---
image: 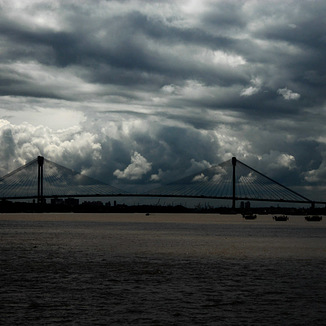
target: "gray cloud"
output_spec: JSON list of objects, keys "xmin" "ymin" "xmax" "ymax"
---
[{"xmin": 0, "ymin": 0, "xmax": 326, "ymax": 202}]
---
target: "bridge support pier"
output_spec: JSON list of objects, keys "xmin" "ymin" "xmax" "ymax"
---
[
  {"xmin": 37, "ymin": 156, "xmax": 44, "ymax": 204},
  {"xmin": 232, "ymin": 157, "xmax": 236, "ymax": 209}
]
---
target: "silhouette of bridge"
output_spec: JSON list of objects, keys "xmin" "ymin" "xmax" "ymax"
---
[{"xmin": 0, "ymin": 156, "xmax": 324, "ymax": 208}]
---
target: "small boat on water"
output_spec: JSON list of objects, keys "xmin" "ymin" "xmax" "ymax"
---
[
  {"xmin": 242, "ymin": 213, "xmax": 257, "ymax": 220},
  {"xmin": 305, "ymin": 215, "xmax": 322, "ymax": 222},
  {"xmin": 273, "ymin": 215, "xmax": 289, "ymax": 221}
]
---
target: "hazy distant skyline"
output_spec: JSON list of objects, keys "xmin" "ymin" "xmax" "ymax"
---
[{"xmin": 0, "ymin": 0, "xmax": 325, "ymax": 200}]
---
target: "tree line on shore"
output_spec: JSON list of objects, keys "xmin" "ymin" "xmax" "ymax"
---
[{"xmin": 0, "ymin": 198, "xmax": 325, "ymax": 215}]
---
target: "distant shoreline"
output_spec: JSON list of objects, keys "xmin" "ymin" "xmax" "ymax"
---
[
  {"xmin": 0, "ymin": 212, "xmax": 324, "ymax": 225},
  {"xmin": 0, "ymin": 212, "xmax": 238, "ymax": 223},
  {"xmin": 1, "ymin": 200, "xmax": 325, "ymax": 216}
]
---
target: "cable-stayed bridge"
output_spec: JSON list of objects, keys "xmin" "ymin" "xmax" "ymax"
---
[
  {"xmin": 0, "ymin": 156, "xmax": 128, "ymax": 200},
  {"xmin": 0, "ymin": 156, "xmax": 323, "ymax": 208}
]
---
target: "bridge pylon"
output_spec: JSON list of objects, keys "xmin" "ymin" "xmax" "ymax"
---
[
  {"xmin": 232, "ymin": 157, "xmax": 237, "ymax": 209},
  {"xmin": 37, "ymin": 156, "xmax": 44, "ymax": 204}
]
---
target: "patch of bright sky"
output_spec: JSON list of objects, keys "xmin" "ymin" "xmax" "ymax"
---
[
  {"xmin": 179, "ymin": 0, "xmax": 208, "ymax": 16},
  {"xmin": 2, "ymin": 0, "xmax": 63, "ymax": 31},
  {"xmin": 2, "ymin": 108, "xmax": 86, "ymax": 131}
]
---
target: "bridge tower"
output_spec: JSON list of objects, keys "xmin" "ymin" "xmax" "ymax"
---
[
  {"xmin": 232, "ymin": 156, "xmax": 236, "ymax": 209},
  {"xmin": 37, "ymin": 156, "xmax": 44, "ymax": 204}
]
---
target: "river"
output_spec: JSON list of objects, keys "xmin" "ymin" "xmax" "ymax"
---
[{"xmin": 1, "ymin": 213, "xmax": 325, "ymax": 325}]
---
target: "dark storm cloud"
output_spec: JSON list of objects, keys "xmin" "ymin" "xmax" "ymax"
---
[
  {"xmin": 0, "ymin": 1, "xmax": 246, "ymax": 94},
  {"xmin": 0, "ymin": 0, "xmax": 326, "ymax": 201}
]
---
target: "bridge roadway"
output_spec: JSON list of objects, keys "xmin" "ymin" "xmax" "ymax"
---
[{"xmin": 2, "ymin": 193, "xmax": 326, "ymax": 206}]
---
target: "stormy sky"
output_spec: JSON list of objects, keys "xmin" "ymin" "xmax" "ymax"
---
[{"xmin": 0, "ymin": 0, "xmax": 325, "ymax": 201}]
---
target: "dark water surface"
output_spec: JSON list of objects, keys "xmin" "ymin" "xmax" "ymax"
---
[{"xmin": 1, "ymin": 214, "xmax": 326, "ymax": 325}]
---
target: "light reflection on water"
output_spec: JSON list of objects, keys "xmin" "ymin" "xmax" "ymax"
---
[{"xmin": 1, "ymin": 213, "xmax": 326, "ymax": 325}]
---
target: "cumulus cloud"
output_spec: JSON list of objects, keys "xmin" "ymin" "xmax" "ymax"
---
[
  {"xmin": 277, "ymin": 88, "xmax": 301, "ymax": 100},
  {"xmin": 276, "ymin": 153, "xmax": 296, "ymax": 169},
  {"xmin": 113, "ymin": 151, "xmax": 152, "ymax": 180},
  {"xmin": 192, "ymin": 173, "xmax": 208, "ymax": 182},
  {"xmin": 0, "ymin": 119, "xmax": 102, "ymax": 177}
]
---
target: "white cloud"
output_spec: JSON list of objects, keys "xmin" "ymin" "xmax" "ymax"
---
[
  {"xmin": 0, "ymin": 119, "xmax": 102, "ymax": 176},
  {"xmin": 255, "ymin": 151, "xmax": 297, "ymax": 175},
  {"xmin": 114, "ymin": 151, "xmax": 152, "ymax": 180},
  {"xmin": 241, "ymin": 77, "xmax": 262, "ymax": 97},
  {"xmin": 212, "ymin": 50, "xmax": 246, "ymax": 67},
  {"xmin": 241, "ymin": 86, "xmax": 259, "ymax": 97},
  {"xmin": 276, "ymin": 153, "xmax": 296, "ymax": 169},
  {"xmin": 192, "ymin": 173, "xmax": 208, "ymax": 182},
  {"xmin": 277, "ymin": 88, "xmax": 301, "ymax": 100},
  {"xmin": 195, "ymin": 50, "xmax": 246, "ymax": 68}
]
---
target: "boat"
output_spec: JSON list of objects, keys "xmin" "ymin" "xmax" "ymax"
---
[
  {"xmin": 273, "ymin": 215, "xmax": 289, "ymax": 221},
  {"xmin": 242, "ymin": 213, "xmax": 257, "ymax": 220},
  {"xmin": 305, "ymin": 215, "xmax": 322, "ymax": 222}
]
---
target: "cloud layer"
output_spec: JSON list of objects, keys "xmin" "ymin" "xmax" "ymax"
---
[{"xmin": 0, "ymin": 0, "xmax": 326, "ymax": 201}]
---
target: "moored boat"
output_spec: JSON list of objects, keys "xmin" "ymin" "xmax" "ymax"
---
[
  {"xmin": 273, "ymin": 215, "xmax": 289, "ymax": 221},
  {"xmin": 305, "ymin": 215, "xmax": 322, "ymax": 221},
  {"xmin": 242, "ymin": 213, "xmax": 257, "ymax": 220}
]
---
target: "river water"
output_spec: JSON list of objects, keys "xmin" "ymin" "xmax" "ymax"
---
[{"xmin": 1, "ymin": 213, "xmax": 326, "ymax": 325}]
